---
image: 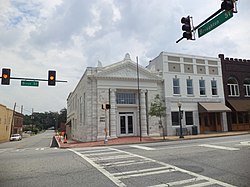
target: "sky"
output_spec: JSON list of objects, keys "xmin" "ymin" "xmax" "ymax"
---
[{"xmin": 0, "ymin": 0, "xmax": 250, "ymax": 115}]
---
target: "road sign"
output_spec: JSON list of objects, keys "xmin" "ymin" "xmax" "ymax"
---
[
  {"xmin": 21, "ymin": 80, "xmax": 39, "ymax": 87},
  {"xmin": 198, "ymin": 10, "xmax": 233, "ymax": 38}
]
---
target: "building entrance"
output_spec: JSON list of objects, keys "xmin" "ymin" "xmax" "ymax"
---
[{"xmin": 119, "ymin": 112, "xmax": 134, "ymax": 136}]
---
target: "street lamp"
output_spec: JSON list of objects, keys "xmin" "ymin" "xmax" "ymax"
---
[{"xmin": 177, "ymin": 102, "xmax": 184, "ymax": 138}]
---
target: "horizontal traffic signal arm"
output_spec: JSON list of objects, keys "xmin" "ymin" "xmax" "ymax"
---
[
  {"xmin": 176, "ymin": 0, "xmax": 236, "ymax": 43},
  {"xmin": 1, "ymin": 68, "xmax": 67, "ymax": 86}
]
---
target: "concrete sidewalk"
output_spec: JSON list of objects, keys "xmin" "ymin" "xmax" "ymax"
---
[{"xmin": 56, "ymin": 131, "xmax": 250, "ymax": 149}]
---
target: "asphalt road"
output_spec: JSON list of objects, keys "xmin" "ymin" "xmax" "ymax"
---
[{"xmin": 0, "ymin": 131, "xmax": 249, "ymax": 187}]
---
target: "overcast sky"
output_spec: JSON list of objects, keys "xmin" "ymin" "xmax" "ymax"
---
[{"xmin": 1, "ymin": 0, "xmax": 250, "ymax": 115}]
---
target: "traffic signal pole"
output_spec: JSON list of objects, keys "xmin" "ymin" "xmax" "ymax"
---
[{"xmin": 176, "ymin": 0, "xmax": 236, "ymax": 43}]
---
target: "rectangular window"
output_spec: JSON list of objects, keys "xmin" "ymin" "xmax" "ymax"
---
[
  {"xmin": 228, "ymin": 84, "xmax": 239, "ymax": 96},
  {"xmin": 185, "ymin": 112, "xmax": 193, "ymax": 125},
  {"xmin": 211, "ymin": 80, "xmax": 218, "ymax": 95},
  {"xmin": 171, "ymin": 112, "xmax": 179, "ymax": 126},
  {"xmin": 244, "ymin": 84, "xmax": 250, "ymax": 96},
  {"xmin": 173, "ymin": 78, "xmax": 180, "ymax": 95},
  {"xmin": 186, "ymin": 79, "xmax": 193, "ymax": 95},
  {"xmin": 116, "ymin": 93, "xmax": 136, "ymax": 104},
  {"xmin": 199, "ymin": 80, "xmax": 206, "ymax": 95}
]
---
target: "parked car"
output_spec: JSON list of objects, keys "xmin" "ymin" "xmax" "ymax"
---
[{"xmin": 10, "ymin": 134, "xmax": 22, "ymax": 141}]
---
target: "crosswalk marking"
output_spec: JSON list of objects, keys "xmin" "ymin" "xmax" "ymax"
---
[
  {"xmin": 148, "ymin": 177, "xmax": 204, "ymax": 187},
  {"xmin": 91, "ymin": 154, "xmax": 134, "ymax": 161},
  {"xmin": 112, "ymin": 166, "xmax": 173, "ymax": 176},
  {"xmin": 199, "ymin": 144, "xmax": 240, "ymax": 151},
  {"xmin": 130, "ymin": 145, "xmax": 155, "ymax": 150},
  {"xmin": 240, "ymin": 141, "xmax": 250, "ymax": 146},
  {"xmin": 69, "ymin": 147, "xmax": 236, "ymax": 187}
]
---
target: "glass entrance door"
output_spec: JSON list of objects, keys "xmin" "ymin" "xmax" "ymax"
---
[{"xmin": 119, "ymin": 112, "xmax": 134, "ymax": 136}]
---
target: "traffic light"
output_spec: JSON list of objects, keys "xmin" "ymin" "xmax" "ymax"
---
[
  {"xmin": 1, "ymin": 68, "xmax": 11, "ymax": 85},
  {"xmin": 48, "ymin": 70, "xmax": 56, "ymax": 86},
  {"xmin": 102, "ymin": 104, "xmax": 110, "ymax": 110},
  {"xmin": 181, "ymin": 16, "xmax": 192, "ymax": 40},
  {"xmin": 221, "ymin": 0, "xmax": 234, "ymax": 11},
  {"xmin": 106, "ymin": 104, "xmax": 110, "ymax": 109}
]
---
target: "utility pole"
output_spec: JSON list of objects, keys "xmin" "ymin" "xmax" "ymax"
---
[
  {"xmin": 137, "ymin": 56, "xmax": 142, "ymax": 142},
  {"xmin": 31, "ymin": 108, "xmax": 34, "ymax": 132},
  {"xmin": 10, "ymin": 102, "xmax": 16, "ymax": 137}
]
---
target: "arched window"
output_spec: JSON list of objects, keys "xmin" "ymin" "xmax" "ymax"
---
[
  {"xmin": 227, "ymin": 77, "xmax": 239, "ymax": 96},
  {"xmin": 244, "ymin": 78, "xmax": 250, "ymax": 96}
]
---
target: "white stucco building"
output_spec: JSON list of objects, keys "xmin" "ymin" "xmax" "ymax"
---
[
  {"xmin": 67, "ymin": 53, "xmax": 163, "ymax": 142},
  {"xmin": 147, "ymin": 52, "xmax": 230, "ymax": 136}
]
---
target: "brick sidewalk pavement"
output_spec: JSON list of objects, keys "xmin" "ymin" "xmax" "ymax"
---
[{"xmin": 55, "ymin": 131, "xmax": 250, "ymax": 149}]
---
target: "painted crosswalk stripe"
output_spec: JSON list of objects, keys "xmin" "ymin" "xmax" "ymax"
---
[
  {"xmin": 112, "ymin": 166, "xmax": 173, "ymax": 176},
  {"xmin": 199, "ymin": 144, "xmax": 240, "ymax": 151},
  {"xmin": 116, "ymin": 168, "xmax": 175, "ymax": 179},
  {"xmin": 101, "ymin": 159, "xmax": 152, "ymax": 167},
  {"xmin": 91, "ymin": 154, "xmax": 134, "ymax": 161},
  {"xmin": 69, "ymin": 147, "xmax": 236, "ymax": 187},
  {"xmin": 148, "ymin": 177, "xmax": 204, "ymax": 187},
  {"xmin": 68, "ymin": 148, "xmax": 126, "ymax": 187},
  {"xmin": 240, "ymin": 141, "xmax": 250, "ymax": 146},
  {"xmin": 130, "ymin": 145, "xmax": 155, "ymax": 150}
]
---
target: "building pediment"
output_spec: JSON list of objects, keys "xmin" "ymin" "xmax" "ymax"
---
[{"xmin": 96, "ymin": 54, "xmax": 161, "ymax": 81}]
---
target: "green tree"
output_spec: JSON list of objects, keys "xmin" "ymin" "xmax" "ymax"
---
[{"xmin": 148, "ymin": 94, "xmax": 166, "ymax": 139}]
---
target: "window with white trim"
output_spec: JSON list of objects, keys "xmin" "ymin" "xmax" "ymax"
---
[
  {"xmin": 244, "ymin": 78, "xmax": 250, "ymax": 97},
  {"xmin": 199, "ymin": 79, "xmax": 206, "ymax": 96},
  {"xmin": 227, "ymin": 77, "xmax": 239, "ymax": 97},
  {"xmin": 211, "ymin": 80, "xmax": 218, "ymax": 96},
  {"xmin": 186, "ymin": 79, "xmax": 193, "ymax": 95},
  {"xmin": 116, "ymin": 93, "xmax": 136, "ymax": 104},
  {"xmin": 171, "ymin": 112, "xmax": 179, "ymax": 126},
  {"xmin": 185, "ymin": 111, "xmax": 193, "ymax": 125},
  {"xmin": 173, "ymin": 78, "xmax": 180, "ymax": 95}
]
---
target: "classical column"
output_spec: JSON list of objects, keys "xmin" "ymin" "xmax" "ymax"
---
[
  {"xmin": 110, "ymin": 89, "xmax": 117, "ymax": 138},
  {"xmin": 140, "ymin": 90, "xmax": 148, "ymax": 136}
]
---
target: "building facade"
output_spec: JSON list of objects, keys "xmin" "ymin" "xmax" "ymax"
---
[
  {"xmin": 147, "ymin": 52, "xmax": 230, "ymax": 136},
  {"xmin": 13, "ymin": 111, "xmax": 24, "ymax": 135},
  {"xmin": 67, "ymin": 54, "xmax": 163, "ymax": 142},
  {"xmin": 0, "ymin": 104, "xmax": 13, "ymax": 142},
  {"xmin": 219, "ymin": 54, "xmax": 250, "ymax": 131}
]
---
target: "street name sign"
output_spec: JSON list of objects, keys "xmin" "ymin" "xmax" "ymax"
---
[
  {"xmin": 21, "ymin": 80, "xmax": 39, "ymax": 87},
  {"xmin": 198, "ymin": 10, "xmax": 233, "ymax": 38}
]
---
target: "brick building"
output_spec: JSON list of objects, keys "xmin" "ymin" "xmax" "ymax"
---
[{"xmin": 219, "ymin": 54, "xmax": 250, "ymax": 131}]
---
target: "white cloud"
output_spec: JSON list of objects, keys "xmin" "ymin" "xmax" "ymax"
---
[{"xmin": 0, "ymin": 0, "xmax": 250, "ymax": 114}]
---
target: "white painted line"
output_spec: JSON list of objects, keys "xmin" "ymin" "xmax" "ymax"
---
[
  {"xmin": 35, "ymin": 148, "xmax": 39, "ymax": 151},
  {"xmin": 199, "ymin": 144, "xmax": 240, "ymax": 151},
  {"xmin": 91, "ymin": 154, "xmax": 134, "ymax": 161},
  {"xmin": 75, "ymin": 147, "xmax": 109, "ymax": 153},
  {"xmin": 110, "ymin": 148, "xmax": 236, "ymax": 187},
  {"xmin": 240, "ymin": 141, "xmax": 250, "ymax": 146},
  {"xmin": 147, "ymin": 177, "xmax": 203, "ymax": 187},
  {"xmin": 101, "ymin": 159, "xmax": 143, "ymax": 166},
  {"xmin": 41, "ymin": 148, "xmax": 45, "ymax": 151},
  {"xmin": 112, "ymin": 166, "xmax": 173, "ymax": 176},
  {"xmin": 116, "ymin": 168, "xmax": 175, "ymax": 179},
  {"xmin": 108, "ymin": 160, "xmax": 152, "ymax": 167},
  {"xmin": 130, "ymin": 145, "xmax": 156, "ymax": 150},
  {"xmin": 68, "ymin": 149, "xmax": 126, "ymax": 187},
  {"xmin": 187, "ymin": 181, "xmax": 214, "ymax": 187},
  {"xmin": 86, "ymin": 151, "xmax": 121, "ymax": 156}
]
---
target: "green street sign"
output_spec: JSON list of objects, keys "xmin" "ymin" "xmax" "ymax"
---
[
  {"xmin": 21, "ymin": 80, "xmax": 39, "ymax": 87},
  {"xmin": 198, "ymin": 10, "xmax": 233, "ymax": 38}
]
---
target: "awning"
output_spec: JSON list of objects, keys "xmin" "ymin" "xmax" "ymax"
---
[
  {"xmin": 227, "ymin": 100, "xmax": 250, "ymax": 112},
  {"xmin": 198, "ymin": 102, "xmax": 231, "ymax": 113}
]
